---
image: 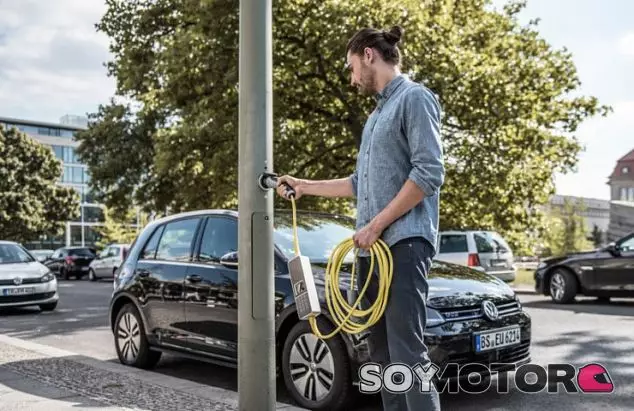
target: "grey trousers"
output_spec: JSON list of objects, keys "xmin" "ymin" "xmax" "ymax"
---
[{"xmin": 357, "ymin": 237, "xmax": 441, "ymax": 411}]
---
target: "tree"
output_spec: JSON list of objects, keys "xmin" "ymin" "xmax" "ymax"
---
[
  {"xmin": 0, "ymin": 125, "xmax": 80, "ymax": 242},
  {"xmin": 539, "ymin": 198, "xmax": 593, "ymax": 257},
  {"xmin": 590, "ymin": 224, "xmax": 604, "ymax": 248},
  {"xmin": 76, "ymin": 0, "xmax": 610, "ymax": 253},
  {"xmin": 94, "ymin": 206, "xmax": 147, "ymax": 249}
]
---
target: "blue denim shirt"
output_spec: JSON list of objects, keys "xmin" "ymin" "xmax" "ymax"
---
[{"xmin": 350, "ymin": 74, "xmax": 445, "ymax": 256}]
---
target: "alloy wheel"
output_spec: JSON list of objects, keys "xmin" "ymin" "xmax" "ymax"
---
[
  {"xmin": 289, "ymin": 333, "xmax": 335, "ymax": 402},
  {"xmin": 550, "ymin": 273, "xmax": 565, "ymax": 301},
  {"xmin": 117, "ymin": 312, "xmax": 141, "ymax": 363}
]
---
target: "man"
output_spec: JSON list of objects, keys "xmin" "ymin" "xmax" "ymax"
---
[{"xmin": 276, "ymin": 25, "xmax": 444, "ymax": 411}]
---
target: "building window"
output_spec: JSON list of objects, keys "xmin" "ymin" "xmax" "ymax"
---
[
  {"xmin": 629, "ymin": 187, "xmax": 634, "ymax": 201},
  {"xmin": 621, "ymin": 188, "xmax": 628, "ymax": 201},
  {"xmin": 623, "ymin": 166, "xmax": 630, "ymax": 174}
]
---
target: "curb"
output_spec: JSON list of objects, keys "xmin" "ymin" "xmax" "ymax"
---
[
  {"xmin": 512, "ymin": 286, "xmax": 536, "ymax": 295},
  {"xmin": 0, "ymin": 334, "xmax": 306, "ymax": 410}
]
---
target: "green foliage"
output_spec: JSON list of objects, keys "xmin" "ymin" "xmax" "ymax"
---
[
  {"xmin": 76, "ymin": 0, "xmax": 610, "ymax": 253},
  {"xmin": 0, "ymin": 125, "xmax": 80, "ymax": 242},
  {"xmin": 538, "ymin": 198, "xmax": 593, "ymax": 257},
  {"xmin": 94, "ymin": 207, "xmax": 146, "ymax": 249},
  {"xmin": 590, "ymin": 224, "xmax": 604, "ymax": 248}
]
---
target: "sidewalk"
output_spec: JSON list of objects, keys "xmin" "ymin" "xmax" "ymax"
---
[{"xmin": 0, "ymin": 335, "xmax": 305, "ymax": 411}]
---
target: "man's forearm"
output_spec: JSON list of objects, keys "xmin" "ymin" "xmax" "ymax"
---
[
  {"xmin": 370, "ymin": 179, "xmax": 425, "ymax": 232},
  {"xmin": 300, "ymin": 177, "xmax": 355, "ymax": 198}
]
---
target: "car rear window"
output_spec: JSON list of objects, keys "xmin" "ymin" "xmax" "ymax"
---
[
  {"xmin": 474, "ymin": 232, "xmax": 510, "ymax": 253},
  {"xmin": 439, "ymin": 234, "xmax": 468, "ymax": 253},
  {"xmin": 69, "ymin": 248, "xmax": 95, "ymax": 257}
]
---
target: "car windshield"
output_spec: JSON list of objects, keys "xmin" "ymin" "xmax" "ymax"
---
[
  {"xmin": 0, "ymin": 244, "xmax": 35, "ymax": 264},
  {"xmin": 69, "ymin": 248, "xmax": 95, "ymax": 257},
  {"xmin": 273, "ymin": 212, "xmax": 356, "ymax": 263}
]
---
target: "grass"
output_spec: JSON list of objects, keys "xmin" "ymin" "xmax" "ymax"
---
[{"xmin": 512, "ymin": 268, "xmax": 535, "ymax": 286}]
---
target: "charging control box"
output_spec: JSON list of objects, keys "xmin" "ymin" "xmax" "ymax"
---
[{"xmin": 288, "ymin": 255, "xmax": 321, "ymax": 320}]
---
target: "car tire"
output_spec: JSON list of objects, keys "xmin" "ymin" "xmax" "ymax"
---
[
  {"xmin": 281, "ymin": 318, "xmax": 351, "ymax": 411},
  {"xmin": 549, "ymin": 269, "xmax": 577, "ymax": 304},
  {"xmin": 114, "ymin": 303, "xmax": 161, "ymax": 369},
  {"xmin": 88, "ymin": 269, "xmax": 98, "ymax": 282},
  {"xmin": 40, "ymin": 302, "xmax": 57, "ymax": 311}
]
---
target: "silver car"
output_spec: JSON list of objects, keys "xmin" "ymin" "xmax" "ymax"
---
[
  {"xmin": 0, "ymin": 241, "xmax": 59, "ymax": 311},
  {"xmin": 88, "ymin": 243, "xmax": 130, "ymax": 281},
  {"xmin": 435, "ymin": 230, "xmax": 517, "ymax": 282}
]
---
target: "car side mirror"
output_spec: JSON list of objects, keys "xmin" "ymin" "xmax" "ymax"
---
[
  {"xmin": 220, "ymin": 251, "xmax": 238, "ymax": 269},
  {"xmin": 605, "ymin": 242, "xmax": 620, "ymax": 256}
]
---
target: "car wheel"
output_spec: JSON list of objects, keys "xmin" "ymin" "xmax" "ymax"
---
[
  {"xmin": 88, "ymin": 269, "xmax": 98, "ymax": 282},
  {"xmin": 281, "ymin": 319, "xmax": 351, "ymax": 411},
  {"xmin": 114, "ymin": 303, "xmax": 161, "ymax": 369},
  {"xmin": 549, "ymin": 269, "xmax": 577, "ymax": 304},
  {"xmin": 40, "ymin": 302, "xmax": 57, "ymax": 311}
]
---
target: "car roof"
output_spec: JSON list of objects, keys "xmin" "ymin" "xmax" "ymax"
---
[
  {"xmin": 0, "ymin": 240, "xmax": 19, "ymax": 245},
  {"xmin": 146, "ymin": 208, "xmax": 352, "ymax": 227}
]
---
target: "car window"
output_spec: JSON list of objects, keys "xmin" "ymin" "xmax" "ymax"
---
[
  {"xmin": 439, "ymin": 234, "xmax": 468, "ymax": 253},
  {"xmin": 110, "ymin": 246, "xmax": 120, "ymax": 257},
  {"xmin": 199, "ymin": 217, "xmax": 238, "ymax": 263},
  {"xmin": 99, "ymin": 247, "xmax": 110, "ymax": 259},
  {"xmin": 69, "ymin": 248, "xmax": 94, "ymax": 257},
  {"xmin": 474, "ymin": 233, "xmax": 496, "ymax": 253},
  {"xmin": 155, "ymin": 218, "xmax": 200, "ymax": 262},
  {"xmin": 0, "ymin": 244, "xmax": 35, "ymax": 264},
  {"xmin": 141, "ymin": 226, "xmax": 165, "ymax": 260},
  {"xmin": 620, "ymin": 236, "xmax": 634, "ymax": 252}
]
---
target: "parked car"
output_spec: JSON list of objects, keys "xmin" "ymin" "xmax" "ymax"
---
[
  {"xmin": 29, "ymin": 249, "xmax": 54, "ymax": 263},
  {"xmin": 534, "ymin": 232, "xmax": 634, "ymax": 304},
  {"xmin": 88, "ymin": 243, "xmax": 130, "ymax": 281},
  {"xmin": 108, "ymin": 209, "xmax": 531, "ymax": 410},
  {"xmin": 0, "ymin": 241, "xmax": 58, "ymax": 311},
  {"xmin": 43, "ymin": 247, "xmax": 97, "ymax": 280},
  {"xmin": 435, "ymin": 230, "xmax": 517, "ymax": 282}
]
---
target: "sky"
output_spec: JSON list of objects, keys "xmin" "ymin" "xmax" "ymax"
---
[{"xmin": 0, "ymin": 0, "xmax": 632, "ymax": 201}]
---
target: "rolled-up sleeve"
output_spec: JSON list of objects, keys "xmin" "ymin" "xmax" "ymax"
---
[
  {"xmin": 403, "ymin": 86, "xmax": 445, "ymax": 197},
  {"xmin": 349, "ymin": 169, "xmax": 359, "ymax": 198}
]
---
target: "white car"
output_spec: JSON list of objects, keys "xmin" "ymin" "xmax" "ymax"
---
[
  {"xmin": 435, "ymin": 230, "xmax": 517, "ymax": 282},
  {"xmin": 0, "ymin": 241, "xmax": 59, "ymax": 311}
]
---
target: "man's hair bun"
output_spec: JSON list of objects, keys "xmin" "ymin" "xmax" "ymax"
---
[{"xmin": 383, "ymin": 25, "xmax": 404, "ymax": 45}]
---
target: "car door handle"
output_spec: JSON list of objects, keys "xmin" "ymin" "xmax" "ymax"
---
[
  {"xmin": 186, "ymin": 274, "xmax": 203, "ymax": 283},
  {"xmin": 135, "ymin": 269, "xmax": 150, "ymax": 278}
]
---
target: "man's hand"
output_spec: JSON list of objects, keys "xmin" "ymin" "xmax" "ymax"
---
[
  {"xmin": 353, "ymin": 220, "xmax": 385, "ymax": 250},
  {"xmin": 276, "ymin": 175, "xmax": 305, "ymax": 200}
]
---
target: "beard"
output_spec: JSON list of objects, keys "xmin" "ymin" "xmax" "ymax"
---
[{"xmin": 356, "ymin": 65, "xmax": 376, "ymax": 96}]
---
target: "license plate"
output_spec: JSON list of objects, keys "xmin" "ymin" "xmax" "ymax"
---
[
  {"xmin": 474, "ymin": 326, "xmax": 521, "ymax": 353},
  {"xmin": 491, "ymin": 260, "xmax": 507, "ymax": 267},
  {"xmin": 1, "ymin": 287, "xmax": 36, "ymax": 296},
  {"xmin": 82, "ymin": 266, "xmax": 89, "ymax": 271}
]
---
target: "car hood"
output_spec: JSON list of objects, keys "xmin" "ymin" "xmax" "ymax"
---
[
  {"xmin": 308, "ymin": 260, "xmax": 515, "ymax": 309},
  {"xmin": 541, "ymin": 249, "xmax": 604, "ymax": 265},
  {"xmin": 0, "ymin": 262, "xmax": 49, "ymax": 280}
]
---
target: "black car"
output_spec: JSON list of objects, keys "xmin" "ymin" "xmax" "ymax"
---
[
  {"xmin": 534, "ymin": 232, "xmax": 634, "ymax": 304},
  {"xmin": 108, "ymin": 209, "xmax": 531, "ymax": 410},
  {"xmin": 43, "ymin": 247, "xmax": 97, "ymax": 280}
]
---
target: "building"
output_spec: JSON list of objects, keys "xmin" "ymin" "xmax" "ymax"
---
[
  {"xmin": 606, "ymin": 148, "xmax": 634, "ymax": 242},
  {"xmin": 547, "ymin": 194, "xmax": 610, "ymax": 234},
  {"xmin": 608, "ymin": 148, "xmax": 634, "ymax": 202},
  {"xmin": 0, "ymin": 115, "xmax": 106, "ymax": 250}
]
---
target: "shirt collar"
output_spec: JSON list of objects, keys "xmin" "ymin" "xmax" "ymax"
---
[{"xmin": 376, "ymin": 74, "xmax": 406, "ymax": 103}]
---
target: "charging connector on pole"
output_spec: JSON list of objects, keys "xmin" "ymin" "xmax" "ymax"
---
[{"xmin": 258, "ymin": 172, "xmax": 321, "ymax": 320}]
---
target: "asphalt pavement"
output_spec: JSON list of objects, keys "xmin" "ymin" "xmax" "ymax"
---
[{"xmin": 1, "ymin": 279, "xmax": 633, "ymax": 410}]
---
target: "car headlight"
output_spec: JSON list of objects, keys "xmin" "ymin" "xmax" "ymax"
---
[
  {"xmin": 426, "ymin": 307, "xmax": 446, "ymax": 327},
  {"xmin": 537, "ymin": 262, "xmax": 547, "ymax": 269},
  {"xmin": 515, "ymin": 293, "xmax": 522, "ymax": 310},
  {"xmin": 41, "ymin": 272, "xmax": 55, "ymax": 282}
]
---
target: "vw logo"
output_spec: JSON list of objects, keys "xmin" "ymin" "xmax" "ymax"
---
[
  {"xmin": 482, "ymin": 300, "xmax": 499, "ymax": 321},
  {"xmin": 13, "ymin": 277, "xmax": 23, "ymax": 286}
]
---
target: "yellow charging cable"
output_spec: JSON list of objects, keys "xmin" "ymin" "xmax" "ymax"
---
[{"xmin": 289, "ymin": 196, "xmax": 394, "ymax": 339}]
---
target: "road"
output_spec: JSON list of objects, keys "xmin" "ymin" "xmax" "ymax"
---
[{"xmin": 1, "ymin": 280, "xmax": 633, "ymax": 410}]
